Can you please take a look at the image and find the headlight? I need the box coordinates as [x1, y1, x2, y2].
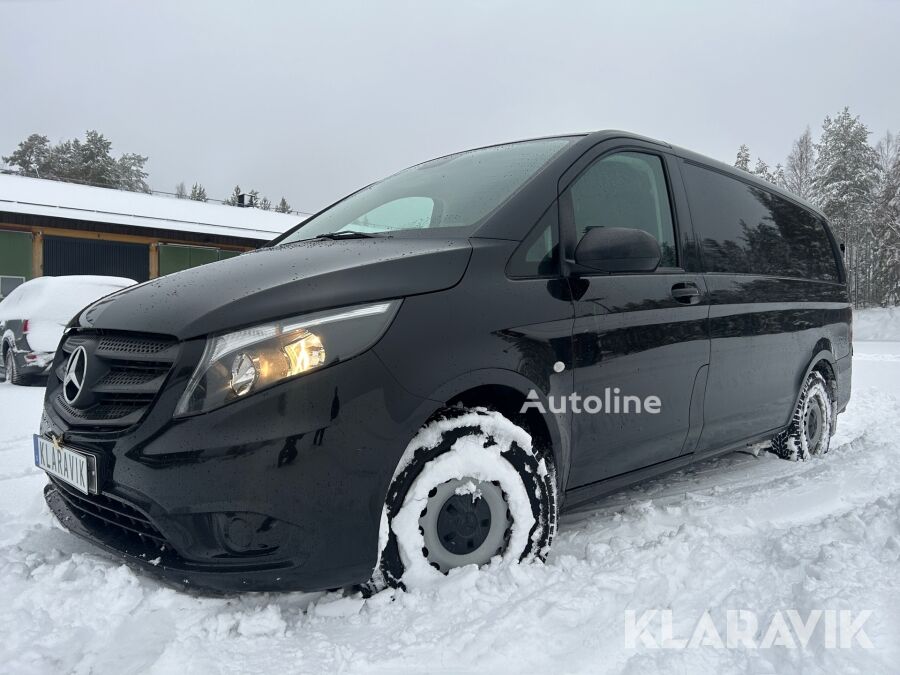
[174, 300, 402, 417]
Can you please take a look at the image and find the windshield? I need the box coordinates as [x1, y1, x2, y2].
[278, 137, 574, 243]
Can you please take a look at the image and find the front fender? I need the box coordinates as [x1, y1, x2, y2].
[419, 367, 572, 493]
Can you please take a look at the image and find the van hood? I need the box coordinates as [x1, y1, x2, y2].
[77, 237, 472, 340]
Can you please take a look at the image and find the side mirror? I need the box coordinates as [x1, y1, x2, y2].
[574, 227, 661, 274]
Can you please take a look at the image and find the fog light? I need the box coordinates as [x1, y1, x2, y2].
[212, 512, 281, 555]
[230, 352, 258, 396]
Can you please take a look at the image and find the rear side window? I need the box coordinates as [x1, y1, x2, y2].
[565, 152, 677, 268]
[682, 163, 839, 281]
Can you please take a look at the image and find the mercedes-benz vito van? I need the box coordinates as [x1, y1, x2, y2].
[36, 131, 851, 592]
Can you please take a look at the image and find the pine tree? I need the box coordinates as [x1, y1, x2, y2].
[189, 183, 208, 202]
[2, 134, 51, 176]
[735, 144, 751, 171]
[814, 107, 879, 306]
[771, 163, 785, 187]
[223, 185, 242, 206]
[70, 130, 118, 187]
[114, 152, 150, 192]
[784, 127, 817, 201]
[275, 197, 291, 213]
[750, 157, 783, 186]
[3, 130, 149, 191]
[752, 157, 770, 178]
[871, 131, 900, 305]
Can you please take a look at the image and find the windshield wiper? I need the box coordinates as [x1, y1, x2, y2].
[314, 230, 380, 240]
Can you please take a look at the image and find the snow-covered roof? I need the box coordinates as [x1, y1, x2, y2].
[0, 173, 304, 242]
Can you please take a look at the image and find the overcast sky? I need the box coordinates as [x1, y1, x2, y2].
[2, 0, 898, 214]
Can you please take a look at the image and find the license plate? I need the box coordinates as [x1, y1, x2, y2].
[33, 435, 97, 495]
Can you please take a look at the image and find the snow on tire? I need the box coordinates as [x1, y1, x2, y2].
[377, 407, 557, 589]
[771, 370, 834, 461]
[3, 348, 22, 385]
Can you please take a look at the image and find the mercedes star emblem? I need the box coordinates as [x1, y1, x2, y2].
[63, 346, 88, 406]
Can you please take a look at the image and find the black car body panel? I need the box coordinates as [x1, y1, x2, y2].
[39, 130, 852, 592]
[79, 237, 473, 339]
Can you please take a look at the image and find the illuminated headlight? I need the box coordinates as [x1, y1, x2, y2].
[175, 300, 401, 416]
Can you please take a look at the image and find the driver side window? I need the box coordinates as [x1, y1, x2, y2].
[567, 152, 677, 268]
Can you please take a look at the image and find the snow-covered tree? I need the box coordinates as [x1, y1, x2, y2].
[870, 131, 900, 305]
[175, 182, 187, 199]
[735, 144, 751, 171]
[751, 157, 783, 186]
[814, 107, 879, 305]
[3, 130, 149, 192]
[189, 183, 208, 202]
[2, 134, 51, 176]
[784, 127, 817, 201]
[275, 197, 291, 213]
[258, 196, 272, 211]
[70, 131, 118, 187]
[114, 151, 150, 192]
[223, 185, 242, 206]
[753, 157, 769, 178]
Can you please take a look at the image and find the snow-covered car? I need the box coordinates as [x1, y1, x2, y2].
[0, 276, 135, 384]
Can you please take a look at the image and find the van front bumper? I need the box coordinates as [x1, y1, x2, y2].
[41, 350, 434, 593]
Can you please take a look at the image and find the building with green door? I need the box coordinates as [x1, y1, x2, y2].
[0, 174, 303, 298]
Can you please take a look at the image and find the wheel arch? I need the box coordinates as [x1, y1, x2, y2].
[420, 368, 571, 495]
[790, 343, 838, 427]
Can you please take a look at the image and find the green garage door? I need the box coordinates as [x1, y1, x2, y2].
[0, 230, 33, 280]
[158, 244, 242, 277]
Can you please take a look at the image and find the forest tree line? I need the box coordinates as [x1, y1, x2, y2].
[4, 115, 899, 306]
[736, 107, 899, 307]
[2, 131, 293, 214]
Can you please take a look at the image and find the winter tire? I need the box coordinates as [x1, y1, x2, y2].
[771, 370, 834, 461]
[376, 407, 557, 589]
[3, 348, 23, 385]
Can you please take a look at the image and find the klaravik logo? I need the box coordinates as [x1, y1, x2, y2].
[625, 609, 874, 649]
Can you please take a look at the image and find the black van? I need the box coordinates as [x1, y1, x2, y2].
[36, 131, 851, 592]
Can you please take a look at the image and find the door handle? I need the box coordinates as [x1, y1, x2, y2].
[671, 282, 701, 305]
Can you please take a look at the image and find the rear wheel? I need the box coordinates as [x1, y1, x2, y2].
[376, 408, 557, 589]
[771, 370, 833, 461]
[3, 348, 24, 385]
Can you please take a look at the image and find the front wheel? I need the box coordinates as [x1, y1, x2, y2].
[771, 370, 834, 461]
[377, 408, 557, 589]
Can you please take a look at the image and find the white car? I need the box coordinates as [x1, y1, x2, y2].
[0, 275, 135, 384]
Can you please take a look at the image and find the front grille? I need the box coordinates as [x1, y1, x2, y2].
[50, 330, 179, 430]
[97, 336, 174, 355]
[55, 396, 148, 422]
[50, 477, 167, 548]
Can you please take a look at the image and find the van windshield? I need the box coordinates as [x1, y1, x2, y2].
[277, 137, 574, 243]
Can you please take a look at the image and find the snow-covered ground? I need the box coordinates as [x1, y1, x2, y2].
[854, 306, 900, 342]
[2, 315, 899, 674]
